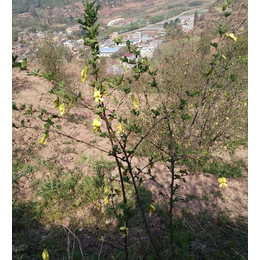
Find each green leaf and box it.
[210,42,218,48]
[24,104,33,115]
[56,125,62,130]
[149,68,158,76]
[150,80,157,88]
[185,90,198,97]
[112,145,118,154]
[44,123,50,130]
[125,124,134,131]
[224,12,231,17]
[114,98,119,105]
[219,25,227,35]
[21,120,25,127]
[181,113,191,120]
[151,109,160,117]
[122,86,131,94]
[99,132,107,138]
[120,56,128,63]
[179,99,187,110]
[230,74,236,82]
[46,118,54,125]
[12,102,18,110]
[126,78,132,84]
[173,184,181,191]
[20,59,27,71]
[12,54,18,65]
[130,109,138,116]
[113,36,123,45]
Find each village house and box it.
[98,47,119,57]
[76,39,84,50]
[123,52,136,61]
[140,47,155,59]
[63,40,75,51]
[132,31,142,40]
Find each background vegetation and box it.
[12,0,248,259]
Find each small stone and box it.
[105,220,111,225]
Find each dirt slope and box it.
[12,62,248,222]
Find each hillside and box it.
[12,0,248,259]
[193,0,248,36]
[12,0,80,14]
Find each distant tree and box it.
[169,20,178,29]
[53,7,66,23]
[194,9,198,28]
[163,22,169,29]
[149,15,164,24]
[35,40,69,79]
[29,5,38,17]
[12,29,19,42]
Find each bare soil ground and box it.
[12,62,248,223]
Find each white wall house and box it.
[140,47,155,59]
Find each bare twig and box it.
[98,234,105,260]
[61,225,85,260]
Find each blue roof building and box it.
[99,47,120,57]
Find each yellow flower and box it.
[80,66,88,83]
[42,248,49,260]
[38,133,49,145]
[104,185,110,194]
[53,97,59,108]
[225,33,237,41]
[104,196,109,204]
[94,89,104,103]
[149,204,156,217]
[92,117,101,132]
[59,103,66,116]
[120,226,129,238]
[131,95,139,111]
[218,177,228,188]
[117,122,124,134]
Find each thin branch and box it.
[14,125,111,155]
[98,234,105,260]
[61,225,85,260]
[130,115,168,157]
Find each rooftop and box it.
[99,47,119,53]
